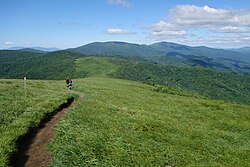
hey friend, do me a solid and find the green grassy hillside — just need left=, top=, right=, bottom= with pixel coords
left=75, top=57, right=119, bottom=77
left=49, top=77, right=250, bottom=166
left=0, top=79, right=71, bottom=166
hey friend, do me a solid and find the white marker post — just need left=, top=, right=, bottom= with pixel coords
left=24, top=77, right=27, bottom=94
left=24, top=77, right=27, bottom=109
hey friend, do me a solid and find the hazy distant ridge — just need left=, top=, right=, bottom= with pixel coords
left=71, top=41, right=250, bottom=62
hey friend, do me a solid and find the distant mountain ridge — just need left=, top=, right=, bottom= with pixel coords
left=230, top=47, right=250, bottom=54
left=2, top=41, right=250, bottom=75
left=5, top=42, right=250, bottom=62
left=71, top=42, right=156, bottom=57
left=8, top=46, right=60, bottom=52
left=71, top=41, right=250, bottom=63
left=68, top=41, right=250, bottom=75
left=18, top=48, right=46, bottom=53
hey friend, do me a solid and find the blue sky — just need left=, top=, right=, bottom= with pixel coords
left=1, top=0, right=250, bottom=49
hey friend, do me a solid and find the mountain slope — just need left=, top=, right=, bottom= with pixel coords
left=231, top=47, right=250, bottom=54
left=18, top=48, right=46, bottom=53
left=49, top=77, right=250, bottom=166
left=1, top=77, right=249, bottom=166
left=71, top=41, right=250, bottom=75
left=72, top=41, right=250, bottom=62
left=150, top=52, right=250, bottom=75
left=75, top=57, right=120, bottom=77
left=150, top=42, right=250, bottom=62
left=71, top=41, right=157, bottom=57
left=9, top=46, right=59, bottom=52
left=110, top=61, right=250, bottom=105
left=0, top=50, right=86, bottom=79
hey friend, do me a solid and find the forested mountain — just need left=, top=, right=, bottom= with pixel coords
left=8, top=46, right=59, bottom=52
left=71, top=42, right=156, bottom=57
left=71, top=41, right=250, bottom=62
left=3, top=41, right=250, bottom=76
left=18, top=48, right=46, bottom=53
left=109, top=60, right=250, bottom=104
left=150, top=42, right=250, bottom=62
left=70, top=41, right=250, bottom=75
left=231, top=47, right=250, bottom=55
left=0, top=50, right=85, bottom=79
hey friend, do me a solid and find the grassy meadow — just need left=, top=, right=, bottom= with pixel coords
left=0, top=79, right=71, bottom=166
left=49, top=77, right=250, bottom=166
left=75, top=57, right=119, bottom=77
left=1, top=53, right=249, bottom=166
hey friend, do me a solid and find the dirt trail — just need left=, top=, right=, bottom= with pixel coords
left=9, top=90, right=84, bottom=167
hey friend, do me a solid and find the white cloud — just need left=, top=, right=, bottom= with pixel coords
left=149, top=20, right=176, bottom=31
left=151, top=30, right=187, bottom=39
left=176, top=34, right=250, bottom=48
left=149, top=5, right=250, bottom=46
left=213, top=26, right=250, bottom=33
left=106, top=28, right=135, bottom=35
left=4, top=41, right=15, bottom=45
left=168, top=5, right=250, bottom=27
left=169, top=5, right=235, bottom=27
left=107, top=0, right=132, bottom=8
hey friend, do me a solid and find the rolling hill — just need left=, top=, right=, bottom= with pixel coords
left=231, top=47, right=250, bottom=54
left=0, top=50, right=86, bottom=80
left=71, top=41, right=250, bottom=75
left=150, top=42, right=250, bottom=62
left=71, top=42, right=156, bottom=57
left=72, top=41, right=250, bottom=62
left=8, top=46, right=59, bottom=52
left=18, top=48, right=46, bottom=53
left=3, top=41, right=250, bottom=75
left=0, top=50, right=249, bottom=105
left=1, top=77, right=249, bottom=166
left=110, top=61, right=250, bottom=104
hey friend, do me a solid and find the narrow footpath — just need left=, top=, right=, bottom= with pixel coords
left=9, top=90, right=84, bottom=167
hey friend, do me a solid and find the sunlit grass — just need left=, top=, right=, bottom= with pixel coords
left=49, top=77, right=250, bottom=166
left=0, top=79, right=71, bottom=166
left=75, top=57, right=119, bottom=77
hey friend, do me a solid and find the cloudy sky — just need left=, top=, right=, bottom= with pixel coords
left=1, top=0, right=250, bottom=49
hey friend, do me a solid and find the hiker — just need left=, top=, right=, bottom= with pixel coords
left=66, top=78, right=70, bottom=88
left=69, top=79, right=73, bottom=89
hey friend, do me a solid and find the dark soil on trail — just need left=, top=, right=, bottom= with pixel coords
left=9, top=91, right=84, bottom=167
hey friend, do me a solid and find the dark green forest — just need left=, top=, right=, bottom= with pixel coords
left=0, top=50, right=87, bottom=79
left=110, top=61, right=250, bottom=105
